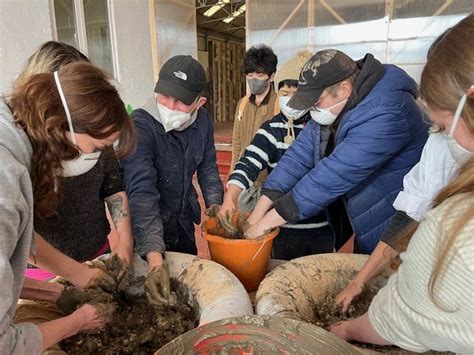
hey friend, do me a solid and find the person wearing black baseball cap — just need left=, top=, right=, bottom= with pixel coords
left=244, top=49, right=428, bottom=255
left=121, top=55, right=223, bottom=304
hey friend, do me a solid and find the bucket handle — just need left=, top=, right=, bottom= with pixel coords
left=233, top=237, right=270, bottom=275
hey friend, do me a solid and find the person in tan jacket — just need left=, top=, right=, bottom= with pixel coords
left=231, top=44, right=279, bottom=171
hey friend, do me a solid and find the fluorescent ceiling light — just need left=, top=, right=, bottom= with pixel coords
left=203, top=0, right=230, bottom=17
left=223, top=3, right=246, bottom=23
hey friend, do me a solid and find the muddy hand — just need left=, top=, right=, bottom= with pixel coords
left=85, top=266, right=117, bottom=293
left=145, top=262, right=173, bottom=305
left=335, top=280, right=364, bottom=313
left=206, top=205, right=236, bottom=236
left=204, top=204, right=220, bottom=218
left=244, top=224, right=273, bottom=240
left=92, top=302, right=116, bottom=323
left=74, top=303, right=115, bottom=333
left=219, top=211, right=236, bottom=236
left=56, top=286, right=93, bottom=315
left=104, top=254, right=130, bottom=291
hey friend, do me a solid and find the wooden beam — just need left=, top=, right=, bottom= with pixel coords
left=433, top=0, right=453, bottom=16
left=319, top=0, right=346, bottom=25
left=148, top=0, right=159, bottom=80
left=269, top=0, right=306, bottom=45
left=307, top=0, right=315, bottom=48
left=245, top=0, right=250, bottom=48
left=385, top=0, right=394, bottom=20
left=161, top=0, right=195, bottom=9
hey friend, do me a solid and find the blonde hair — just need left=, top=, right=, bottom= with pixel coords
left=420, top=15, right=474, bottom=135
left=14, top=41, right=89, bottom=88
left=395, top=14, right=474, bottom=310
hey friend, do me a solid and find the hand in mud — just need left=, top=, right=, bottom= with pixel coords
left=205, top=204, right=220, bottom=218
left=329, top=320, right=351, bottom=341
left=335, top=280, right=364, bottom=313
left=112, top=245, right=133, bottom=268
left=57, top=286, right=93, bottom=315
left=56, top=285, right=114, bottom=315
left=206, top=205, right=235, bottom=236
left=103, top=254, right=132, bottom=292
left=145, top=262, right=175, bottom=306
left=244, top=222, right=271, bottom=240
left=84, top=263, right=117, bottom=293
left=74, top=303, right=115, bottom=333
left=218, top=198, right=237, bottom=230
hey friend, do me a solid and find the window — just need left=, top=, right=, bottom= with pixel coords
left=53, top=0, right=115, bottom=76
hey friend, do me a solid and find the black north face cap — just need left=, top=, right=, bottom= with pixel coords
left=154, top=55, right=206, bottom=105
left=288, top=49, right=357, bottom=110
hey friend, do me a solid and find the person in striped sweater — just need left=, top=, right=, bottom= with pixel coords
left=220, top=51, right=335, bottom=260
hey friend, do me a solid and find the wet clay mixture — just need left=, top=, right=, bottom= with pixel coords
left=58, top=257, right=198, bottom=354
left=312, top=287, right=400, bottom=352
left=207, top=212, right=249, bottom=239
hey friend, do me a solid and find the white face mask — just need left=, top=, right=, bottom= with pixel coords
left=446, top=88, right=473, bottom=165
left=54, top=71, right=101, bottom=177
left=279, top=96, right=307, bottom=121
left=310, top=99, right=347, bottom=125
left=155, top=101, right=199, bottom=132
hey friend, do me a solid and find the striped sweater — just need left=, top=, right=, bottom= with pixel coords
left=369, top=194, right=474, bottom=354
left=228, top=112, right=329, bottom=229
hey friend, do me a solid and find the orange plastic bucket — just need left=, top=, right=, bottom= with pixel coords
left=204, top=215, right=279, bottom=291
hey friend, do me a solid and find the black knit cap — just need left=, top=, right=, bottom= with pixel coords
left=154, top=55, right=206, bottom=105
left=288, top=49, right=357, bottom=110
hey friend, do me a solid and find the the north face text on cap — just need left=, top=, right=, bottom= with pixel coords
left=174, top=71, right=187, bottom=81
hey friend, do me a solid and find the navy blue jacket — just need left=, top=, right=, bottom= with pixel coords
left=263, top=64, right=428, bottom=253
left=121, top=105, right=223, bottom=256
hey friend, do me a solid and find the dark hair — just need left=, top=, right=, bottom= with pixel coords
left=278, top=79, right=298, bottom=90
left=10, top=62, right=135, bottom=219
left=242, top=44, right=277, bottom=76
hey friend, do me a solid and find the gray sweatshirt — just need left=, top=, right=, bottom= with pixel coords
left=0, top=98, right=42, bottom=354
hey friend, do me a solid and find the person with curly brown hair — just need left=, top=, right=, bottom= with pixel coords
left=0, top=61, right=135, bottom=352
left=14, top=42, right=135, bottom=282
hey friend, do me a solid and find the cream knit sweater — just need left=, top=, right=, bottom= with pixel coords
left=369, top=194, right=474, bottom=354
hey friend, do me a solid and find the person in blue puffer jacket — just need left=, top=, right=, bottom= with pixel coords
left=245, top=49, right=428, bottom=253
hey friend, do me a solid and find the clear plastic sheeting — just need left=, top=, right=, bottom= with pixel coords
left=154, top=0, right=197, bottom=69
left=247, top=0, right=473, bottom=82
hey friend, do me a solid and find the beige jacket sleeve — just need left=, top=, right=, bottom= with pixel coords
left=230, top=98, right=243, bottom=171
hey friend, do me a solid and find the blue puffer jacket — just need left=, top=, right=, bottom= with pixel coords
left=262, top=64, right=428, bottom=253
left=121, top=103, right=223, bottom=256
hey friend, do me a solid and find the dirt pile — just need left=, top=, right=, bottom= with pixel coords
left=311, top=287, right=400, bottom=352
left=312, top=287, right=376, bottom=328
left=58, top=257, right=198, bottom=354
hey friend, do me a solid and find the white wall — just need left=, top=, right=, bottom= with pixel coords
left=0, top=0, right=54, bottom=94
left=0, top=0, right=155, bottom=108
left=109, top=0, right=154, bottom=108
